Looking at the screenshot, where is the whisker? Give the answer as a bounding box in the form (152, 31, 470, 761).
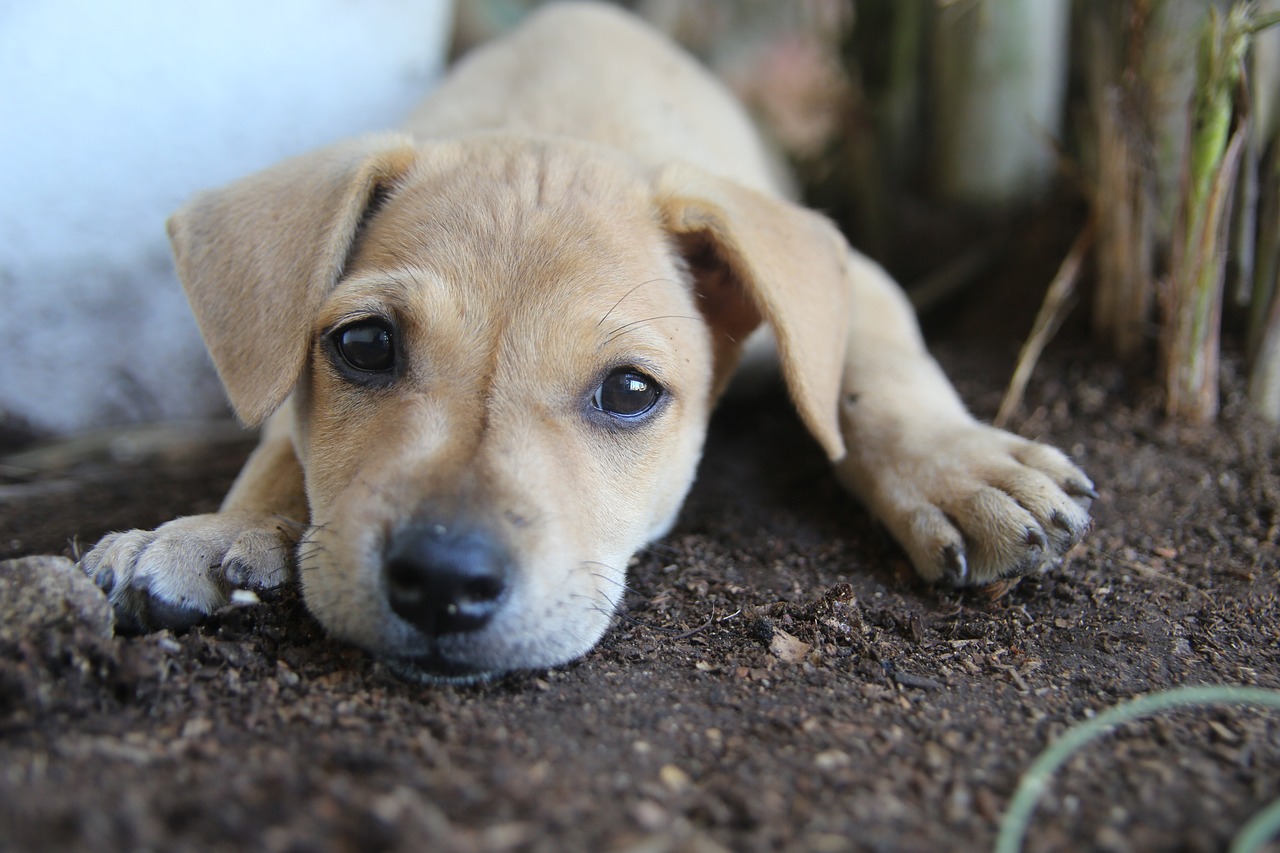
(295, 533, 326, 551)
(587, 604, 617, 621)
(270, 515, 310, 532)
(589, 572, 636, 596)
(604, 314, 703, 345)
(639, 541, 682, 557)
(596, 278, 677, 328)
(618, 609, 717, 639)
(269, 542, 298, 558)
(577, 563, 640, 599)
(569, 592, 621, 619)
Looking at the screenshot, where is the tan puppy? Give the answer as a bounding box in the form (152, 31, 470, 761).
(81, 3, 1094, 681)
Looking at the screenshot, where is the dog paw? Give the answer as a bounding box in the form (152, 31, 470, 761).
(79, 512, 300, 632)
(844, 421, 1095, 587)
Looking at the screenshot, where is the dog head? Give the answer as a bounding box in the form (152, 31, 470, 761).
(168, 133, 850, 680)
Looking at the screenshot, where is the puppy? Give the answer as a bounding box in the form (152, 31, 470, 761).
(81, 2, 1094, 681)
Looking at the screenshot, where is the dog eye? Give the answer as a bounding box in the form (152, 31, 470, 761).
(593, 369, 662, 419)
(332, 320, 395, 373)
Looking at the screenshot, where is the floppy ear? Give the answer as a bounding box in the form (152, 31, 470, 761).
(655, 163, 851, 460)
(167, 133, 419, 425)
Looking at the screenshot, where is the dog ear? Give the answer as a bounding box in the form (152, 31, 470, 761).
(655, 163, 851, 460)
(167, 133, 419, 426)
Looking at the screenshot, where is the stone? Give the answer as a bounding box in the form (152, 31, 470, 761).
(0, 555, 113, 644)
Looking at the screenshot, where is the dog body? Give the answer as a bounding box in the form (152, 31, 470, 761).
(82, 3, 1093, 681)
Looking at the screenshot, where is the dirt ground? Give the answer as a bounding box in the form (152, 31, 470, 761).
(1, 214, 1278, 853)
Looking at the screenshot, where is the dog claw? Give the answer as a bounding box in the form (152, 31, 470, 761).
(1025, 526, 1047, 559)
(1000, 527, 1049, 578)
(87, 563, 115, 592)
(940, 543, 968, 585)
(223, 560, 246, 586)
(1064, 479, 1099, 501)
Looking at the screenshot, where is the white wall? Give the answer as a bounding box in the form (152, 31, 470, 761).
(0, 1, 453, 436)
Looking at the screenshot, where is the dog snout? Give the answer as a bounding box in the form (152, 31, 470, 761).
(383, 523, 511, 637)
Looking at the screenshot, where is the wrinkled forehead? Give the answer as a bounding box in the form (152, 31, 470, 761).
(344, 138, 691, 324)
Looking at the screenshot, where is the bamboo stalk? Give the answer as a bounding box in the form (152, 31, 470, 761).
(1083, 0, 1201, 359)
(931, 0, 1069, 205)
(1246, 5, 1280, 419)
(1165, 123, 1248, 422)
(1248, 140, 1280, 420)
(1164, 6, 1258, 422)
(1249, 280, 1280, 419)
(1252, 144, 1280, 362)
(1090, 84, 1154, 358)
(1144, 0, 1215, 239)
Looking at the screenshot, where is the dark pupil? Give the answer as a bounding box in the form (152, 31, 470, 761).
(338, 323, 393, 372)
(599, 372, 657, 416)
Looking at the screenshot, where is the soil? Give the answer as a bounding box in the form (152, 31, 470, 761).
(1, 214, 1278, 853)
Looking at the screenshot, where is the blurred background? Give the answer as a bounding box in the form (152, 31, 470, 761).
(0, 1, 454, 439)
(2, 0, 1278, 442)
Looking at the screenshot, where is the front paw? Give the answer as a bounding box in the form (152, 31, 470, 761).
(842, 422, 1095, 586)
(79, 512, 300, 632)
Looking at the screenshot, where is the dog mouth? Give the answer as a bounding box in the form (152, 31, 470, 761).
(380, 649, 503, 685)
(376, 624, 525, 685)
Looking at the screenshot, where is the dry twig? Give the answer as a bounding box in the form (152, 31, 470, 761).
(995, 222, 1095, 429)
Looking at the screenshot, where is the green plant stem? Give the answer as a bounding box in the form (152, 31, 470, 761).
(996, 685, 1280, 853)
(1233, 796, 1280, 853)
(1166, 5, 1254, 421)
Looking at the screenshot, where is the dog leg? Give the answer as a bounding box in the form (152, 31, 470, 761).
(80, 411, 307, 631)
(834, 253, 1095, 585)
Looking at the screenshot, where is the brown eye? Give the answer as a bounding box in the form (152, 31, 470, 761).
(333, 320, 395, 373)
(593, 369, 662, 419)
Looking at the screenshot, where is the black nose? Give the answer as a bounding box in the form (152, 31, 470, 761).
(383, 523, 511, 637)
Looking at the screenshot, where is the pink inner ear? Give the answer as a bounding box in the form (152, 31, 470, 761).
(676, 233, 763, 400)
(680, 234, 761, 345)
